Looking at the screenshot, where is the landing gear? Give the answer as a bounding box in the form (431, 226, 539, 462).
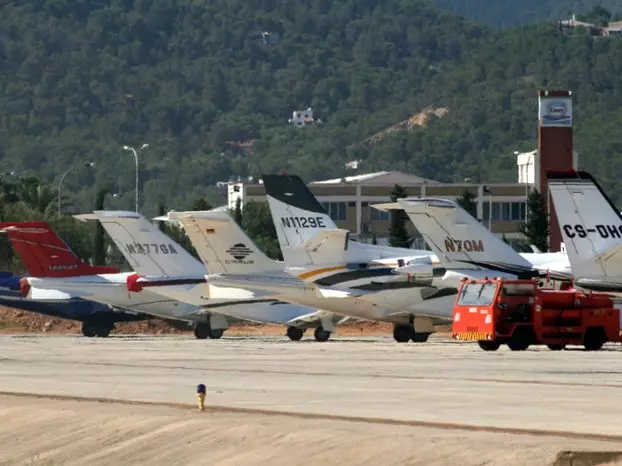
(96, 326, 111, 338)
(393, 324, 414, 343)
(286, 326, 304, 341)
(81, 322, 96, 337)
(314, 326, 331, 342)
(81, 321, 113, 338)
(194, 323, 210, 340)
(194, 323, 225, 339)
(411, 332, 430, 343)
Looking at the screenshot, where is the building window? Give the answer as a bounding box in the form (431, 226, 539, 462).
(321, 202, 346, 221)
(483, 202, 527, 221)
(370, 208, 390, 221)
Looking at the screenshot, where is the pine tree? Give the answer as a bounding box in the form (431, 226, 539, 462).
(93, 188, 109, 265)
(521, 189, 549, 252)
(456, 188, 477, 218)
(388, 184, 412, 248)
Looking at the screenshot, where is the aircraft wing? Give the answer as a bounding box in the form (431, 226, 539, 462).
(207, 273, 365, 299)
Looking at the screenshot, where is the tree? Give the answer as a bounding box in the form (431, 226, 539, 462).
(233, 198, 243, 226)
(456, 189, 477, 218)
(241, 201, 282, 260)
(388, 184, 413, 248)
(92, 188, 109, 265)
(15, 177, 57, 216)
(192, 198, 212, 211)
(521, 189, 549, 252)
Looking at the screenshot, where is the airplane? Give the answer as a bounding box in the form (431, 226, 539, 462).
(370, 197, 572, 282)
(75, 210, 345, 342)
(260, 174, 437, 268)
(0, 221, 223, 339)
(547, 169, 622, 293)
(0, 269, 148, 337)
(165, 209, 464, 343)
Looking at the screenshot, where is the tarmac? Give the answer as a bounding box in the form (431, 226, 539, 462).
(0, 334, 621, 465)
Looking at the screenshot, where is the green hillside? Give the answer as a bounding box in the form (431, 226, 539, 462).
(432, 0, 621, 27)
(2, 1, 622, 213)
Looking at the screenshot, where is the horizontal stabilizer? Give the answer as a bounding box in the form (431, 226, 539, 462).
(296, 228, 349, 252)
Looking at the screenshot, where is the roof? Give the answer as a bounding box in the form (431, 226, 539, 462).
(310, 171, 440, 186)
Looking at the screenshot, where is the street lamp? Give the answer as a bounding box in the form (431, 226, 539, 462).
(123, 144, 149, 213)
(57, 162, 95, 217)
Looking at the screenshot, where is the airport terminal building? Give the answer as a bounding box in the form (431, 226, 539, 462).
(228, 158, 535, 250)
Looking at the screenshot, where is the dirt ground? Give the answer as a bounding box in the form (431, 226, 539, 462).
(1, 395, 621, 466)
(0, 305, 451, 337)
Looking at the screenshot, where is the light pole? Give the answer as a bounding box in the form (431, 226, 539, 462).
(123, 144, 149, 213)
(57, 162, 95, 217)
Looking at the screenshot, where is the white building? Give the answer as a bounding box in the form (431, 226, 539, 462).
(288, 107, 314, 127)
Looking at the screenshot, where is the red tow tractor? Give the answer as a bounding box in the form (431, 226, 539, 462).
(452, 278, 622, 351)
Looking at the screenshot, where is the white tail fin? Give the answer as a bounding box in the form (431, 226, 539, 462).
(164, 211, 284, 275)
(547, 170, 622, 281)
(387, 198, 533, 273)
(262, 174, 346, 266)
(74, 211, 205, 277)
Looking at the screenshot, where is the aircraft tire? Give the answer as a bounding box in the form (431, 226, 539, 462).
(314, 327, 331, 342)
(208, 328, 224, 339)
(393, 324, 413, 343)
(81, 322, 96, 338)
(95, 326, 111, 338)
(286, 327, 304, 341)
(411, 332, 430, 343)
(194, 323, 211, 340)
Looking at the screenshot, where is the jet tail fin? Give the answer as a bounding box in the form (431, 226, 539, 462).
(163, 211, 284, 275)
(0, 221, 119, 277)
(547, 170, 622, 280)
(262, 174, 343, 266)
(75, 211, 205, 277)
(378, 198, 532, 274)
